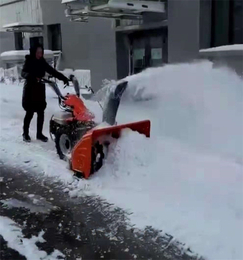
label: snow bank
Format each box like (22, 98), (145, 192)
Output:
(0, 60), (243, 259)
(0, 216), (65, 259)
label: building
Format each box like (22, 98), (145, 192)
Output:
(0, 0), (242, 90)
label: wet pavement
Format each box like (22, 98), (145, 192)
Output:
(0, 162), (203, 260)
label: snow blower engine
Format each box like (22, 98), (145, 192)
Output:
(49, 79), (151, 179)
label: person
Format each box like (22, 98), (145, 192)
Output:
(21, 44), (69, 143)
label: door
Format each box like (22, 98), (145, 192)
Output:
(129, 29), (166, 75)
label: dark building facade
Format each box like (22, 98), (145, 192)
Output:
(1, 0), (242, 89)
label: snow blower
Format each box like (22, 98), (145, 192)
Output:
(49, 80), (151, 179)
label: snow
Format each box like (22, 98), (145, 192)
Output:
(0, 216), (65, 259)
(2, 22), (44, 28)
(200, 44), (243, 53)
(0, 50), (54, 61)
(1, 193), (57, 214)
(0, 60), (243, 259)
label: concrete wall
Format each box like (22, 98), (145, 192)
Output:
(0, 0), (43, 30)
(167, 0), (200, 63)
(0, 31), (14, 67)
(40, 0), (117, 91)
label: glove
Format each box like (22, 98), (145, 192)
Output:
(63, 77), (69, 86)
(58, 96), (67, 105)
(60, 95), (67, 100)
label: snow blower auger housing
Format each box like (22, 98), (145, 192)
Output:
(49, 80), (151, 179)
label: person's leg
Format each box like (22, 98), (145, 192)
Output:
(23, 110), (34, 142)
(36, 110), (48, 142)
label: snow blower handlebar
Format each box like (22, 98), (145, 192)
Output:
(41, 78), (64, 99)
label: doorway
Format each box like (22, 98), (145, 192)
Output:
(129, 28), (167, 74)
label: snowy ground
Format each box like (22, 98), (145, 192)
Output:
(0, 216), (64, 260)
(0, 61), (242, 260)
(2, 164), (185, 260)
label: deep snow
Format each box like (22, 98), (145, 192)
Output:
(0, 61), (242, 260)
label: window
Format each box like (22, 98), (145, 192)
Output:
(129, 28), (167, 74)
(14, 32), (23, 50)
(229, 0), (243, 44)
(211, 0), (243, 47)
(47, 24), (62, 51)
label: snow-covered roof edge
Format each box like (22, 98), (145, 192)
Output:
(199, 44), (243, 58)
(0, 50), (54, 61)
(2, 22), (44, 28)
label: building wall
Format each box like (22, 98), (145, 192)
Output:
(0, 0), (43, 30)
(40, 0), (117, 91)
(168, 0), (200, 63)
(0, 0), (43, 55)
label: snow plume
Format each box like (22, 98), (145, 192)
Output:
(117, 61), (243, 161)
(0, 216), (65, 259)
(92, 78), (117, 104)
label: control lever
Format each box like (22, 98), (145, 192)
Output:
(85, 85), (95, 94)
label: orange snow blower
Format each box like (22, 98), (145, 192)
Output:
(49, 80), (151, 179)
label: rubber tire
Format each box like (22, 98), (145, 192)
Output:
(55, 128), (74, 161)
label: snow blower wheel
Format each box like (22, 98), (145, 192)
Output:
(55, 129), (74, 160)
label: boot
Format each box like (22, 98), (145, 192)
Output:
(36, 133), (48, 142)
(23, 111), (34, 143)
(36, 110), (48, 142)
(23, 133), (31, 142)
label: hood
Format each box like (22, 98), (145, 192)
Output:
(25, 44), (44, 60)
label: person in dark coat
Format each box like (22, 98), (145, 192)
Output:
(21, 44), (69, 142)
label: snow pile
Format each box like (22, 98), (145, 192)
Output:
(0, 61), (243, 259)
(0, 66), (20, 84)
(0, 216), (65, 259)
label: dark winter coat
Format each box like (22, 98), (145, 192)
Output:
(21, 54), (68, 112)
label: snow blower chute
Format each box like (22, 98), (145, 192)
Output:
(49, 80), (151, 179)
